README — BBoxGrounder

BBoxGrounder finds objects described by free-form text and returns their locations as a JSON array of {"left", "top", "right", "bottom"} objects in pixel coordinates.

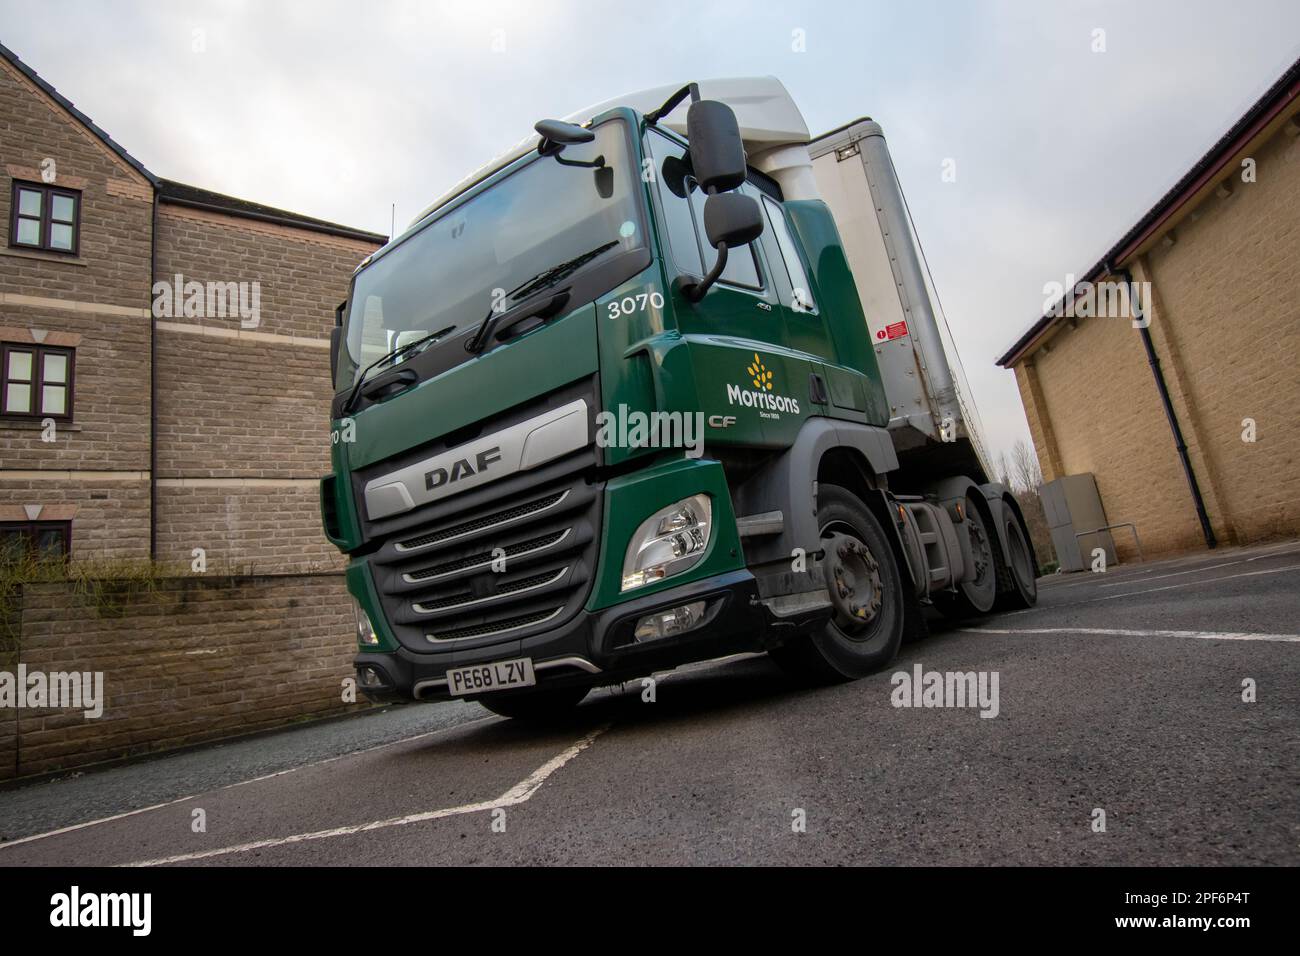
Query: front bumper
[{"left": 354, "top": 568, "right": 766, "bottom": 701}]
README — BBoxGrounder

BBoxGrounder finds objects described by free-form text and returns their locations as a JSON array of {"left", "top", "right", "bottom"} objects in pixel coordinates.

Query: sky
[{"left": 2, "top": 0, "right": 1298, "bottom": 462}]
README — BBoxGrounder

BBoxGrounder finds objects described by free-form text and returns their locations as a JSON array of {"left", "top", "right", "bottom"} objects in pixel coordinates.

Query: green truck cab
[{"left": 321, "top": 80, "right": 1037, "bottom": 719}]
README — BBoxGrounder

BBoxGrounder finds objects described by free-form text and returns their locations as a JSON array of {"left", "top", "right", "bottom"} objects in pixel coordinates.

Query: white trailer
[{"left": 810, "top": 119, "right": 992, "bottom": 482}]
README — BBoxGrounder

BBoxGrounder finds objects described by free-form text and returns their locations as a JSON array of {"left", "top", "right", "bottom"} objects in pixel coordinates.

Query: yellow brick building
[{"left": 998, "top": 56, "right": 1300, "bottom": 561}]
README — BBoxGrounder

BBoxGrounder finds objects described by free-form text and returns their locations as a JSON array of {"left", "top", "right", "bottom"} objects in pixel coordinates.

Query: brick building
[
  {"left": 0, "top": 42, "right": 385, "bottom": 777},
  {"left": 997, "top": 56, "right": 1300, "bottom": 562},
  {"left": 0, "top": 41, "right": 384, "bottom": 567}
]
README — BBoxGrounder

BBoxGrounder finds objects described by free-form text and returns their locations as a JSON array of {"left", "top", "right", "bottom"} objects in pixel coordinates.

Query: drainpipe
[
  {"left": 1110, "top": 263, "right": 1217, "bottom": 549},
  {"left": 149, "top": 191, "right": 158, "bottom": 561}
]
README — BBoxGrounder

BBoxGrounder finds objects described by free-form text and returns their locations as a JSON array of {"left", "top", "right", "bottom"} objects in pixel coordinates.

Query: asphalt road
[{"left": 2, "top": 540, "right": 1297, "bottom": 866}]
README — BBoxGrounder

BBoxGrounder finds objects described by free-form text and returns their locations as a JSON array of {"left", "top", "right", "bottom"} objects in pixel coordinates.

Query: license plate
[{"left": 445, "top": 657, "right": 536, "bottom": 696}]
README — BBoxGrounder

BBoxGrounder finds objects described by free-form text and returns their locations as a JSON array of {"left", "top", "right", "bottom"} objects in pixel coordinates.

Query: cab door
[
  {"left": 757, "top": 194, "right": 869, "bottom": 422},
  {"left": 646, "top": 129, "right": 782, "bottom": 344},
  {"left": 644, "top": 129, "right": 810, "bottom": 449}
]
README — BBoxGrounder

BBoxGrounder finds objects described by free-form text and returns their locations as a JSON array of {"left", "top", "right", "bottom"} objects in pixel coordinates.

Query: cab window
[
  {"left": 761, "top": 196, "right": 816, "bottom": 313},
  {"left": 646, "top": 131, "right": 704, "bottom": 276},
  {"left": 648, "top": 130, "right": 764, "bottom": 292}
]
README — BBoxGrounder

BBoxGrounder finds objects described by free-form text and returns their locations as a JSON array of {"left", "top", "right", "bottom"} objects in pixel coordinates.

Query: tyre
[
  {"left": 935, "top": 495, "right": 998, "bottom": 619},
  {"left": 994, "top": 505, "right": 1038, "bottom": 610},
  {"left": 477, "top": 686, "right": 589, "bottom": 721},
  {"left": 769, "top": 484, "right": 906, "bottom": 682}
]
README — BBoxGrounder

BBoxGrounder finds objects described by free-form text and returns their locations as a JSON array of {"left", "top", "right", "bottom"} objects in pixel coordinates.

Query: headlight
[
  {"left": 633, "top": 601, "right": 706, "bottom": 642},
  {"left": 621, "top": 494, "right": 712, "bottom": 591},
  {"left": 354, "top": 599, "right": 380, "bottom": 646}
]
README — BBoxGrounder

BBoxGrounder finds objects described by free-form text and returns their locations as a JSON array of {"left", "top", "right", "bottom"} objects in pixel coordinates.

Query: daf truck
[{"left": 320, "top": 77, "right": 1039, "bottom": 719}]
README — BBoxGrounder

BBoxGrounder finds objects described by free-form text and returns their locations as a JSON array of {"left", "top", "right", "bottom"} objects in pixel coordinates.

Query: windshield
[{"left": 336, "top": 118, "right": 642, "bottom": 390}]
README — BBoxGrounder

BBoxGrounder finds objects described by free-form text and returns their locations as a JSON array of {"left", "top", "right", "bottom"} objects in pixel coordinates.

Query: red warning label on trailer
[{"left": 876, "top": 321, "right": 909, "bottom": 341}]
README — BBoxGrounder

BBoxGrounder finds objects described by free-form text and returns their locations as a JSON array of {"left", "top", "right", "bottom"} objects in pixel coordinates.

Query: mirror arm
[
  {"left": 552, "top": 153, "right": 605, "bottom": 169},
  {"left": 680, "top": 242, "right": 729, "bottom": 303},
  {"left": 645, "top": 82, "right": 701, "bottom": 126}
]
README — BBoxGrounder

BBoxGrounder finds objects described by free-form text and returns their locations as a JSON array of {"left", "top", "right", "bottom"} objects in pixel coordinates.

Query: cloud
[{"left": 3, "top": 0, "right": 1297, "bottom": 464}]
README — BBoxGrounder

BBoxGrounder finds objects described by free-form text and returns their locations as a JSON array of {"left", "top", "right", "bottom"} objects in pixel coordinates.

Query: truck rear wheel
[
  {"left": 936, "top": 496, "right": 998, "bottom": 618},
  {"left": 994, "top": 507, "right": 1038, "bottom": 610},
  {"left": 769, "top": 484, "right": 905, "bottom": 682},
  {"left": 477, "top": 686, "right": 589, "bottom": 721}
]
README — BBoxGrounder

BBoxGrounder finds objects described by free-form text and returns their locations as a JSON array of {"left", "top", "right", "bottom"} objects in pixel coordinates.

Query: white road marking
[
  {"left": 1098, "top": 560, "right": 1238, "bottom": 587},
  {"left": 1043, "top": 544, "right": 1300, "bottom": 592},
  {"left": 1248, "top": 546, "right": 1300, "bottom": 561},
  {"left": 962, "top": 627, "right": 1300, "bottom": 643},
  {"left": 0, "top": 713, "right": 496, "bottom": 852},
  {"left": 1049, "top": 566, "right": 1157, "bottom": 590},
  {"left": 122, "top": 723, "right": 610, "bottom": 867},
  {"left": 1006, "top": 562, "right": 1300, "bottom": 615},
  {"left": 1095, "top": 547, "right": 1300, "bottom": 589}
]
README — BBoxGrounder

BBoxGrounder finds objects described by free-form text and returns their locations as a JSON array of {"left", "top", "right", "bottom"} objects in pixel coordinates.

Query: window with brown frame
[
  {"left": 10, "top": 181, "right": 81, "bottom": 254},
  {"left": 0, "top": 521, "right": 71, "bottom": 564},
  {"left": 1, "top": 344, "right": 75, "bottom": 419}
]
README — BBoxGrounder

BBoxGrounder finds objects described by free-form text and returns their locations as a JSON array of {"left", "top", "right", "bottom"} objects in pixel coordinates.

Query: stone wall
[{"left": 0, "top": 573, "right": 363, "bottom": 781}]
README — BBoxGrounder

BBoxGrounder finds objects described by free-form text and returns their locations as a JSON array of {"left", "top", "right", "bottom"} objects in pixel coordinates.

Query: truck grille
[
  {"left": 422, "top": 608, "right": 565, "bottom": 643},
  {"left": 396, "top": 491, "right": 570, "bottom": 552},
  {"left": 367, "top": 459, "right": 599, "bottom": 652},
  {"left": 402, "top": 529, "right": 572, "bottom": 582}
]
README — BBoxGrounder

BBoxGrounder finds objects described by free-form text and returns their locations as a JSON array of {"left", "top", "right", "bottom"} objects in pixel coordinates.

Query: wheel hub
[{"left": 824, "top": 533, "right": 883, "bottom": 630}]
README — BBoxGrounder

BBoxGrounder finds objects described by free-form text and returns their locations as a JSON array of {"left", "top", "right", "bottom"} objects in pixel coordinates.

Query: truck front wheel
[{"left": 769, "top": 484, "right": 905, "bottom": 682}]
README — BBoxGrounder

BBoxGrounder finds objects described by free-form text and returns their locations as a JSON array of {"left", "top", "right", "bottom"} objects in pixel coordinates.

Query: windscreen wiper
[
  {"left": 341, "top": 327, "right": 451, "bottom": 414},
  {"left": 505, "top": 240, "right": 619, "bottom": 304},
  {"left": 465, "top": 240, "right": 620, "bottom": 354},
  {"left": 465, "top": 287, "right": 572, "bottom": 355}
]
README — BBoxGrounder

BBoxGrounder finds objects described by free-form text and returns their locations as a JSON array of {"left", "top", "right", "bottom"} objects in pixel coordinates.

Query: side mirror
[
  {"left": 678, "top": 193, "right": 764, "bottom": 304},
  {"left": 535, "top": 119, "right": 595, "bottom": 151},
  {"left": 535, "top": 119, "right": 604, "bottom": 169},
  {"left": 703, "top": 192, "right": 763, "bottom": 249},
  {"left": 686, "top": 100, "right": 746, "bottom": 193}
]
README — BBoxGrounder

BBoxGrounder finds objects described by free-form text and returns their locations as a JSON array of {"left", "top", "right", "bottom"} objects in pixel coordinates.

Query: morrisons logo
[{"left": 726, "top": 353, "right": 800, "bottom": 417}]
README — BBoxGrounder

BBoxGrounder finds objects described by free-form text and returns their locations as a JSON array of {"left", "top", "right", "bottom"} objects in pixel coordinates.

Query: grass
[{"left": 0, "top": 553, "right": 256, "bottom": 654}]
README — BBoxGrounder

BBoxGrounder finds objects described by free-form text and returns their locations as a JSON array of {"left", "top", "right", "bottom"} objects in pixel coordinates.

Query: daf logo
[
  {"left": 364, "top": 399, "right": 589, "bottom": 520},
  {"left": 425, "top": 447, "right": 502, "bottom": 490}
]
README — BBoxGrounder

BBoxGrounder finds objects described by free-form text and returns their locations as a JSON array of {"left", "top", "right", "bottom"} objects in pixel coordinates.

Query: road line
[
  {"left": 1098, "top": 560, "right": 1240, "bottom": 587},
  {"left": 962, "top": 627, "right": 1300, "bottom": 643},
  {"left": 1006, "top": 563, "right": 1300, "bottom": 615},
  {"left": 0, "top": 714, "right": 496, "bottom": 852},
  {"left": 1248, "top": 545, "right": 1300, "bottom": 561},
  {"left": 122, "top": 723, "right": 610, "bottom": 867},
  {"left": 1048, "top": 566, "right": 1158, "bottom": 590},
  {"left": 1094, "top": 547, "right": 1300, "bottom": 589},
  {"left": 1044, "top": 545, "right": 1300, "bottom": 592},
  {"left": 493, "top": 725, "right": 610, "bottom": 804}
]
